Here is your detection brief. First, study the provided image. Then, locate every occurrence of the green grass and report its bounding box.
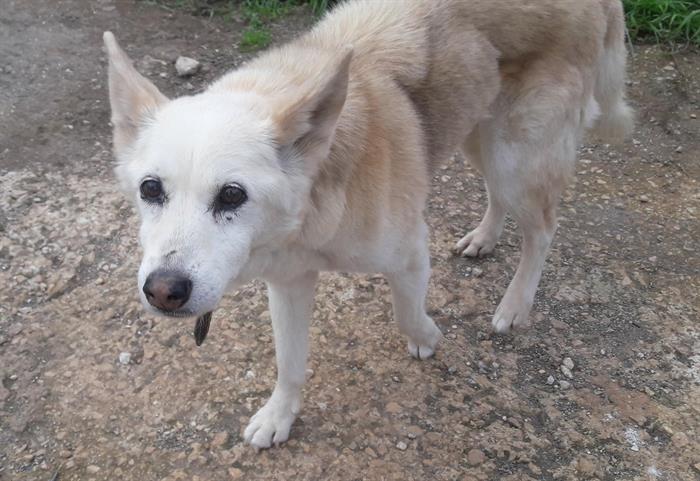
[240,24,272,51]
[145,0,337,51]
[624,0,700,46]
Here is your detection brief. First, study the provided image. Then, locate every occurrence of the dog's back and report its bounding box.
[298,0,632,164]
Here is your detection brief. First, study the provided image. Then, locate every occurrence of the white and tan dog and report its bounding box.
[104,0,633,448]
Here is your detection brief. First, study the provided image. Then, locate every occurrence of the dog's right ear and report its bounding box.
[103,32,168,159]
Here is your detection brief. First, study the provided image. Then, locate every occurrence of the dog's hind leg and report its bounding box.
[484,103,576,333]
[244,271,318,449]
[453,129,506,257]
[385,222,442,359]
[491,193,558,333]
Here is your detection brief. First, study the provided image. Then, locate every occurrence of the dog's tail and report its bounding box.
[591,0,634,142]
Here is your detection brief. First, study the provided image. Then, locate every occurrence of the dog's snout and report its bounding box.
[143,270,192,312]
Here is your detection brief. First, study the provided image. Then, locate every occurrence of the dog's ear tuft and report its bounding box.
[104,31,168,159]
[273,48,353,166]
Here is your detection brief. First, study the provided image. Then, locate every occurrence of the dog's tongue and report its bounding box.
[194,311,213,346]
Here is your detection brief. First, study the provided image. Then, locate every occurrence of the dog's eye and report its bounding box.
[216,184,247,211]
[140,178,164,204]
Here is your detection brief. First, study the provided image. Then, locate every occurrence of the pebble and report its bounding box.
[546,375,555,385]
[675,145,683,153]
[562,357,574,370]
[560,366,573,379]
[210,431,229,448]
[396,441,408,451]
[639,195,650,203]
[691,113,697,119]
[87,465,100,473]
[467,448,485,465]
[175,56,201,77]
[228,467,243,479]
[118,352,131,365]
[559,380,572,390]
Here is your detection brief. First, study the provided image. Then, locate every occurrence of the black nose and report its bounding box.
[142,270,193,312]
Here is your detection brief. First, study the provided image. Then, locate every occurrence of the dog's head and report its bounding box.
[103,32,351,318]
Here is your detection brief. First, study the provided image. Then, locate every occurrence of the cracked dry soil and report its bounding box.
[0,1,698,480]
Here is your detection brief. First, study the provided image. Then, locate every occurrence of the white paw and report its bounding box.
[244,390,300,449]
[491,296,532,333]
[407,319,442,360]
[453,227,499,257]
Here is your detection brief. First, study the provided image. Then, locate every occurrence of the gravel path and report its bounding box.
[1,1,698,480]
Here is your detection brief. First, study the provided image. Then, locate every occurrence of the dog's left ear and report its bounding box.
[103,31,168,159]
[274,48,353,166]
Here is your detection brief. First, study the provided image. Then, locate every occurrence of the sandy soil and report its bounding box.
[1,1,698,480]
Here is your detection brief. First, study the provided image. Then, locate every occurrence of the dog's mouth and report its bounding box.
[194,311,213,346]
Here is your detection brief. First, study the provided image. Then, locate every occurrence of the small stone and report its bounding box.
[228,467,243,479]
[59,450,73,459]
[690,113,697,119]
[639,195,650,203]
[471,267,483,277]
[244,370,255,380]
[396,441,408,451]
[671,432,688,447]
[467,448,485,465]
[675,145,683,153]
[559,380,571,390]
[175,56,200,77]
[562,357,574,370]
[546,375,555,385]
[118,352,131,365]
[87,465,100,473]
[576,456,597,475]
[210,431,229,448]
[560,365,573,379]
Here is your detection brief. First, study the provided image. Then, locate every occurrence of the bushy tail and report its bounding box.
[591,1,634,142]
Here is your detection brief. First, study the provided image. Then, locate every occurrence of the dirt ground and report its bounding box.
[1,1,699,480]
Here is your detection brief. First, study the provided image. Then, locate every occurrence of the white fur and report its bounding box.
[104,0,633,449]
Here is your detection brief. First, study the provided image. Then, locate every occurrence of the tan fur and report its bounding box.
[212,0,631,272]
[105,0,634,448]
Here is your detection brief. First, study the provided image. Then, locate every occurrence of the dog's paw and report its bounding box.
[453,227,499,257]
[491,297,532,333]
[407,319,442,360]
[244,391,300,449]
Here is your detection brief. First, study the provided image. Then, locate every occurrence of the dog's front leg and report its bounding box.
[243,271,318,449]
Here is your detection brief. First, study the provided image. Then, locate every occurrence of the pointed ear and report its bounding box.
[273,48,352,164]
[103,31,168,159]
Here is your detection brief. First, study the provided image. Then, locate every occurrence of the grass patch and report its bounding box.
[240,24,272,51]
[145,0,335,51]
[624,0,700,46]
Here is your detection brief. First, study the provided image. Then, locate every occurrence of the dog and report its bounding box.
[104,0,633,448]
